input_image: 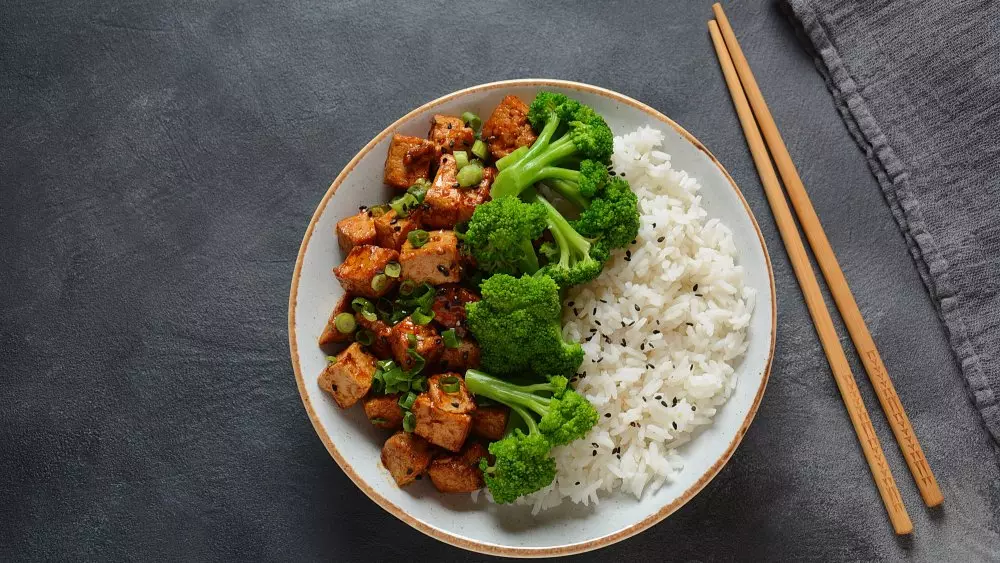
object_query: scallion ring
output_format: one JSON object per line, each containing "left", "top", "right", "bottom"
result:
{"left": 461, "top": 111, "right": 482, "bottom": 133}
{"left": 355, "top": 329, "right": 374, "bottom": 346}
{"left": 407, "top": 229, "right": 429, "bottom": 248}
{"left": 453, "top": 150, "right": 469, "bottom": 170}
{"left": 384, "top": 261, "right": 401, "bottom": 278}
{"left": 402, "top": 411, "right": 416, "bottom": 432}
{"left": 456, "top": 162, "right": 483, "bottom": 187}
{"left": 411, "top": 308, "right": 434, "bottom": 325}
{"left": 334, "top": 312, "right": 356, "bottom": 334}
{"left": 441, "top": 328, "right": 460, "bottom": 349}
{"left": 371, "top": 273, "right": 390, "bottom": 293}
{"left": 471, "top": 139, "right": 488, "bottom": 160}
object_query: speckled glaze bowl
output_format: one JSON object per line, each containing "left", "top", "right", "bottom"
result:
{"left": 288, "top": 79, "right": 776, "bottom": 557}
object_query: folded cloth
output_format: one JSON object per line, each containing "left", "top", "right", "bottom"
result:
{"left": 783, "top": 0, "right": 1000, "bottom": 445}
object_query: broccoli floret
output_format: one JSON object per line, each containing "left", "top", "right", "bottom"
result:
{"left": 467, "top": 369, "right": 598, "bottom": 503}
{"left": 490, "top": 92, "right": 614, "bottom": 200}
{"left": 464, "top": 196, "right": 547, "bottom": 276}
{"left": 478, "top": 429, "right": 556, "bottom": 504}
{"left": 465, "top": 273, "right": 584, "bottom": 377}
{"left": 523, "top": 189, "right": 605, "bottom": 288}
{"left": 465, "top": 370, "right": 596, "bottom": 446}
{"left": 573, "top": 176, "right": 640, "bottom": 257}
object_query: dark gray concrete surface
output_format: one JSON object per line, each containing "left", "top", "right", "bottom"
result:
{"left": 2, "top": 1, "right": 998, "bottom": 560}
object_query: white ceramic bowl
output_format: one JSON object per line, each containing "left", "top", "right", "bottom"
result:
{"left": 288, "top": 79, "right": 775, "bottom": 557}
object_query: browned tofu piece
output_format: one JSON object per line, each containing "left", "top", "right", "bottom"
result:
{"left": 412, "top": 394, "right": 472, "bottom": 452}
{"left": 383, "top": 134, "right": 437, "bottom": 189}
{"left": 374, "top": 208, "right": 422, "bottom": 251}
{"left": 439, "top": 338, "right": 481, "bottom": 372}
{"left": 389, "top": 317, "right": 444, "bottom": 370}
{"left": 333, "top": 245, "right": 399, "bottom": 299}
{"left": 355, "top": 314, "right": 394, "bottom": 359}
{"left": 381, "top": 431, "right": 434, "bottom": 487}
{"left": 317, "top": 343, "right": 377, "bottom": 408}
{"left": 363, "top": 394, "right": 404, "bottom": 430}
{"left": 472, "top": 405, "right": 510, "bottom": 441}
{"left": 482, "top": 95, "right": 537, "bottom": 159}
{"left": 427, "top": 114, "right": 474, "bottom": 155}
{"left": 423, "top": 155, "right": 493, "bottom": 229}
{"left": 335, "top": 212, "right": 376, "bottom": 253}
{"left": 318, "top": 294, "right": 354, "bottom": 346}
{"left": 426, "top": 373, "right": 476, "bottom": 414}
{"left": 428, "top": 441, "right": 488, "bottom": 493}
{"left": 399, "top": 230, "right": 461, "bottom": 285}
{"left": 431, "top": 284, "right": 480, "bottom": 329}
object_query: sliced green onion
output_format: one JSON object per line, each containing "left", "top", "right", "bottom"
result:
{"left": 398, "top": 280, "right": 416, "bottom": 296}
{"left": 407, "top": 229, "right": 429, "bottom": 248}
{"left": 334, "top": 312, "right": 356, "bottom": 334}
{"left": 456, "top": 162, "right": 483, "bottom": 187}
{"left": 377, "top": 359, "right": 396, "bottom": 370}
{"left": 406, "top": 332, "right": 417, "bottom": 347}
{"left": 359, "top": 301, "right": 377, "bottom": 322}
{"left": 442, "top": 329, "right": 460, "bottom": 349}
{"left": 412, "top": 377, "right": 427, "bottom": 392}
{"left": 398, "top": 392, "right": 417, "bottom": 410}
{"left": 441, "top": 381, "right": 461, "bottom": 394}
{"left": 371, "top": 273, "right": 390, "bottom": 293}
{"left": 496, "top": 145, "right": 528, "bottom": 170}
{"left": 454, "top": 150, "right": 469, "bottom": 170}
{"left": 376, "top": 297, "right": 394, "bottom": 318}
{"left": 369, "top": 417, "right": 387, "bottom": 425}
{"left": 326, "top": 355, "right": 338, "bottom": 364}
{"left": 406, "top": 348, "right": 426, "bottom": 374}
{"left": 351, "top": 297, "right": 372, "bottom": 313}
{"left": 411, "top": 308, "right": 434, "bottom": 325}
{"left": 389, "top": 193, "right": 419, "bottom": 218}
{"left": 369, "top": 204, "right": 390, "bottom": 217}
{"left": 371, "top": 369, "right": 385, "bottom": 393}
{"left": 471, "top": 139, "right": 488, "bottom": 160}
{"left": 355, "top": 329, "right": 374, "bottom": 346}
{"left": 402, "top": 411, "right": 416, "bottom": 432}
{"left": 384, "top": 261, "right": 401, "bottom": 279}
{"left": 407, "top": 178, "right": 430, "bottom": 203}
{"left": 461, "top": 111, "right": 482, "bottom": 133}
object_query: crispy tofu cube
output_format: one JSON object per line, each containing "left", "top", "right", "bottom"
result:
{"left": 439, "top": 338, "right": 481, "bottom": 372}
{"left": 318, "top": 294, "right": 354, "bottom": 346}
{"left": 482, "top": 95, "right": 537, "bottom": 159}
{"left": 427, "top": 373, "right": 476, "bottom": 414}
{"left": 389, "top": 317, "right": 444, "bottom": 370}
{"left": 472, "top": 405, "right": 510, "bottom": 441}
{"left": 363, "top": 394, "right": 404, "bottom": 430}
{"left": 428, "top": 441, "right": 488, "bottom": 493}
{"left": 335, "top": 212, "right": 376, "bottom": 253}
{"left": 383, "top": 134, "right": 437, "bottom": 189}
{"left": 412, "top": 394, "right": 472, "bottom": 452}
{"left": 318, "top": 343, "right": 377, "bottom": 408}
{"left": 423, "top": 155, "right": 493, "bottom": 229}
{"left": 355, "top": 314, "right": 394, "bottom": 359}
{"left": 334, "top": 245, "right": 399, "bottom": 298}
{"left": 374, "top": 209, "right": 422, "bottom": 251}
{"left": 431, "top": 284, "right": 480, "bottom": 328}
{"left": 381, "top": 431, "right": 434, "bottom": 487}
{"left": 399, "top": 230, "right": 461, "bottom": 285}
{"left": 427, "top": 114, "right": 474, "bottom": 155}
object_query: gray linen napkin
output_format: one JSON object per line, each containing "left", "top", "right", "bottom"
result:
{"left": 784, "top": 0, "right": 1000, "bottom": 445}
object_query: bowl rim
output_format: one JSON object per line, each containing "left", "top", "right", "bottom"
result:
{"left": 288, "top": 78, "right": 776, "bottom": 558}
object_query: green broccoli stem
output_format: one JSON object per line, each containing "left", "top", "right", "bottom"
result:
{"left": 524, "top": 189, "right": 595, "bottom": 267}
{"left": 518, "top": 238, "right": 540, "bottom": 274}
{"left": 545, "top": 179, "right": 590, "bottom": 209}
{"left": 507, "top": 404, "right": 539, "bottom": 435}
{"left": 492, "top": 135, "right": 579, "bottom": 199}
{"left": 465, "top": 369, "right": 554, "bottom": 421}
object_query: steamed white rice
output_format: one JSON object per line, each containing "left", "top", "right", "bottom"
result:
{"left": 488, "top": 126, "right": 755, "bottom": 512}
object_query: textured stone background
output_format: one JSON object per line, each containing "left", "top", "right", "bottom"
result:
{"left": 2, "top": 1, "right": 997, "bottom": 560}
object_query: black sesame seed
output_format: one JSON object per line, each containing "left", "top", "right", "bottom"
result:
{"left": 600, "top": 299, "right": 608, "bottom": 304}
{"left": 585, "top": 335, "right": 594, "bottom": 342}
{"left": 592, "top": 450, "right": 597, "bottom": 456}
{"left": 657, "top": 236, "right": 665, "bottom": 243}
{"left": 621, "top": 321, "right": 626, "bottom": 328}
{"left": 695, "top": 293, "right": 703, "bottom": 297}
{"left": 686, "top": 322, "right": 694, "bottom": 327}
{"left": 593, "top": 307, "right": 597, "bottom": 315}
{"left": 452, "top": 182, "right": 460, "bottom": 188}
{"left": 672, "top": 421, "right": 678, "bottom": 430}
{"left": 406, "top": 468, "right": 413, "bottom": 475}
{"left": 693, "top": 284, "right": 699, "bottom": 291}
{"left": 672, "top": 397, "right": 678, "bottom": 406}
{"left": 619, "top": 172, "right": 626, "bottom": 177}
{"left": 415, "top": 474, "right": 422, "bottom": 480}
{"left": 660, "top": 400, "right": 668, "bottom": 408}
{"left": 624, "top": 256, "right": 631, "bottom": 262}
{"left": 690, "top": 365, "right": 694, "bottom": 370}
{"left": 589, "top": 328, "right": 598, "bottom": 333}
{"left": 655, "top": 395, "right": 662, "bottom": 400}
{"left": 393, "top": 226, "right": 401, "bottom": 232}
{"left": 451, "top": 401, "right": 459, "bottom": 408}
{"left": 595, "top": 320, "right": 601, "bottom": 326}
{"left": 621, "top": 338, "right": 627, "bottom": 346}
{"left": 446, "top": 123, "right": 452, "bottom": 129}
{"left": 646, "top": 363, "right": 655, "bottom": 369}
{"left": 642, "top": 397, "right": 647, "bottom": 402}
{"left": 625, "top": 250, "right": 631, "bottom": 258}
{"left": 631, "top": 239, "right": 637, "bottom": 245}
{"left": 640, "top": 342, "right": 645, "bottom": 351}
{"left": 692, "top": 405, "right": 697, "bottom": 411}
{"left": 592, "top": 443, "right": 599, "bottom": 448}
{"left": 628, "top": 320, "right": 636, "bottom": 327}
{"left": 389, "top": 217, "right": 398, "bottom": 225}
{"left": 568, "top": 301, "right": 575, "bottom": 307}
{"left": 634, "top": 304, "right": 640, "bottom": 312}
{"left": 575, "top": 481, "right": 581, "bottom": 485}
{"left": 437, "top": 265, "right": 450, "bottom": 275}
{"left": 605, "top": 413, "right": 612, "bottom": 418}
{"left": 574, "top": 308, "right": 581, "bottom": 316}
{"left": 656, "top": 320, "right": 660, "bottom": 325}
{"left": 652, "top": 223, "right": 657, "bottom": 228}
{"left": 359, "top": 205, "right": 369, "bottom": 212}
{"left": 653, "top": 329, "right": 660, "bottom": 334}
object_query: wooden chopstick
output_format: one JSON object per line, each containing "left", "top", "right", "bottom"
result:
{"left": 711, "top": 2, "right": 943, "bottom": 509}
{"left": 708, "top": 19, "right": 913, "bottom": 535}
